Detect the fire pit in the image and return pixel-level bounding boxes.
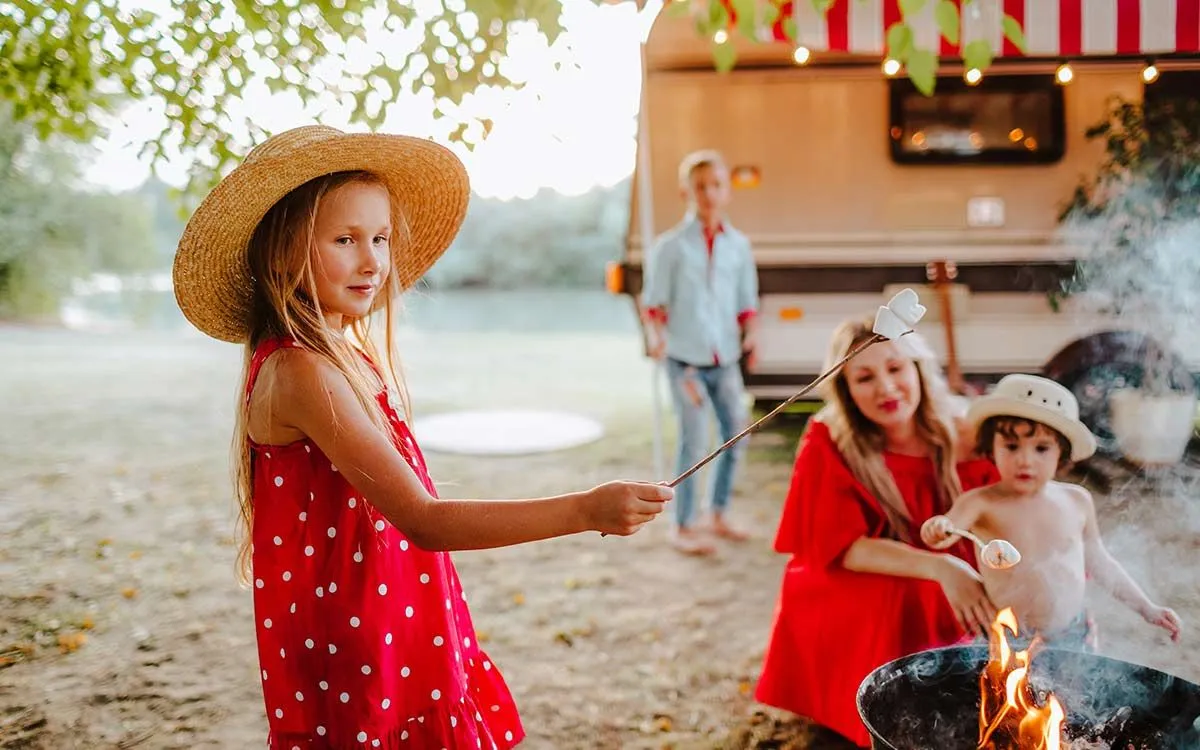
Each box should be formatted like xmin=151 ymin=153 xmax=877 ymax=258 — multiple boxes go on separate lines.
xmin=857 ymin=611 xmax=1200 ymax=749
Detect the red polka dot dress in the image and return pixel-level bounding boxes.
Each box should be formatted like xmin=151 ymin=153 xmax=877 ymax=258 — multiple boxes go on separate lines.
xmin=246 ymin=338 xmax=525 ymax=749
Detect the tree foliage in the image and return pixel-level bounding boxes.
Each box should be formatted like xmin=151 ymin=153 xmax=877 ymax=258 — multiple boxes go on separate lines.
xmin=1 ymin=0 xmax=1026 ymax=201
xmin=1 ymin=0 xmax=569 ymax=199
xmin=0 ymin=106 xmax=159 ymax=318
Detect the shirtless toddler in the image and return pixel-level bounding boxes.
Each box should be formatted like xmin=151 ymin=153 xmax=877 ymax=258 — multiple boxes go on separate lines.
xmin=921 ymin=374 xmax=1182 ymax=650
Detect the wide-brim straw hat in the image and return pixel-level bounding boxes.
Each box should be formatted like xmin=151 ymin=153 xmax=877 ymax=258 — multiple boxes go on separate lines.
xmin=966 ymin=373 xmax=1098 ymax=462
xmin=173 ymin=124 xmax=470 ymax=343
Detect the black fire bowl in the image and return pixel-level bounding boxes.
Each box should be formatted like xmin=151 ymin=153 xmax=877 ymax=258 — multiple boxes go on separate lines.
xmin=857 ymin=645 xmax=1200 ymax=750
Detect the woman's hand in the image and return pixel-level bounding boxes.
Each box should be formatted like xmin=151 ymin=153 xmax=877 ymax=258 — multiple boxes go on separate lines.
xmin=920 ymin=515 xmax=957 ymax=550
xmin=934 ymin=555 xmax=997 ymax=636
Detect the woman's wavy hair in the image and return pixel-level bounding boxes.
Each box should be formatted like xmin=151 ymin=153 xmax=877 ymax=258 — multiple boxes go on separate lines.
xmin=813 ymin=314 xmax=965 ymax=542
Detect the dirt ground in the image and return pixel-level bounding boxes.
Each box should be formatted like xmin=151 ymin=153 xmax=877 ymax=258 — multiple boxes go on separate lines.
xmin=2 ymin=325 xmax=1197 ymax=750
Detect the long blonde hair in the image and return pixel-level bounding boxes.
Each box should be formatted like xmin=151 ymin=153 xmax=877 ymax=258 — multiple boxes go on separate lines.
xmin=231 ymin=170 xmax=412 ymax=584
xmin=814 ymin=314 xmax=963 ymax=543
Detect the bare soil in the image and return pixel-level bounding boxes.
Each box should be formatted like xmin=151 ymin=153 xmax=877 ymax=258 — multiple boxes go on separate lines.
xmin=2 ymin=326 xmax=1196 ymax=750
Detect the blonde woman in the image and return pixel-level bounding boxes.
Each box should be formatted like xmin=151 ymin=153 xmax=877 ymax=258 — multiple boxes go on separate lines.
xmin=754 ymin=314 xmax=1000 ymax=748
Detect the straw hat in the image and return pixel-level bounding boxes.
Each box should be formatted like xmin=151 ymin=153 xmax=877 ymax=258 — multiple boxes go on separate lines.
xmin=173 ymin=125 xmax=470 ymax=343
xmin=965 ymin=374 xmax=1098 ymax=462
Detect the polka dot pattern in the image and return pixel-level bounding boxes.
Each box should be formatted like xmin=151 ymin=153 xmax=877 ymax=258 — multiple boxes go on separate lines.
xmin=245 ymin=337 xmax=523 ymax=748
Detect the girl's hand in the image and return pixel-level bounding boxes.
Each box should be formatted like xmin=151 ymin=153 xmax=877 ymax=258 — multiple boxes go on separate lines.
xmin=1143 ymin=605 xmax=1183 ymax=642
xmin=935 ymin=555 xmax=997 ymax=637
xmin=581 ymin=481 xmax=672 ymax=536
xmin=920 ymin=515 xmax=957 ymax=550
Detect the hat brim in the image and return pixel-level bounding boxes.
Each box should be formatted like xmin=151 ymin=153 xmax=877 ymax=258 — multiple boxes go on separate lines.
xmin=966 ymin=397 xmax=1098 ymax=462
xmin=173 ymin=131 xmax=470 ymax=343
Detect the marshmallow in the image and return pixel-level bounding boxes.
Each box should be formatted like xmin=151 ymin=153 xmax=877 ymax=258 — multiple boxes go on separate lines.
xmin=873 ymin=288 xmax=927 ymax=340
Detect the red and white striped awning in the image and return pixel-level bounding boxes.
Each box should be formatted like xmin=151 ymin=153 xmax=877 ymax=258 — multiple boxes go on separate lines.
xmin=791 ymin=0 xmax=1200 ymax=58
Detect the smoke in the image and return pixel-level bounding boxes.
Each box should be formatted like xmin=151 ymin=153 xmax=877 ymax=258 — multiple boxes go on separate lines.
xmin=1047 ymin=92 xmax=1200 ymax=697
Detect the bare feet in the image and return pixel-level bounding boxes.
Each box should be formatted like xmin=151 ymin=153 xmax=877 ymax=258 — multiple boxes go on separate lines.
xmin=669 ymin=526 xmax=717 ymax=556
xmin=709 ymin=514 xmax=751 ymax=542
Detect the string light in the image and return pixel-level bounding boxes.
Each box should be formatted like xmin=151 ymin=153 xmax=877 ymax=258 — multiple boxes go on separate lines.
xmin=793 ymin=46 xmax=811 ymax=65
xmin=712 ymin=29 xmax=728 ymax=44
xmin=1055 ymin=62 xmax=1074 ymax=85
xmin=1142 ymin=62 xmax=1159 ymax=83
xmin=964 ymin=68 xmax=982 ymax=85
xmin=882 ymin=58 xmax=901 ymax=76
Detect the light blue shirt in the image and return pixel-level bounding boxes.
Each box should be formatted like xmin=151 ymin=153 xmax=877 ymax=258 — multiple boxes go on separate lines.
xmin=642 ymin=214 xmax=759 ymax=367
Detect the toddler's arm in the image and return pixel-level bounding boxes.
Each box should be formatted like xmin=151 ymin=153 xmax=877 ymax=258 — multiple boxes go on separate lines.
xmin=1078 ymin=485 xmax=1183 ymax=642
xmin=272 ymin=350 xmax=672 ymax=551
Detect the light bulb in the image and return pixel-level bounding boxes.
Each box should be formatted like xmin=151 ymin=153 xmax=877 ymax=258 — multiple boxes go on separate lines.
xmin=1142 ymin=64 xmax=1159 ymax=83
xmin=882 ymin=58 xmax=901 ymax=76
xmin=793 ymin=46 xmax=811 ymax=65
xmin=964 ymin=68 xmax=982 ymax=85
xmin=713 ymin=29 xmax=728 ymax=44
xmin=1056 ymin=63 xmax=1074 ymax=85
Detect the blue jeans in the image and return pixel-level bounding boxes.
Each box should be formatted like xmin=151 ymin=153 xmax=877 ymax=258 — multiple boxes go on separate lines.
xmin=664 ymin=358 xmax=749 ymax=528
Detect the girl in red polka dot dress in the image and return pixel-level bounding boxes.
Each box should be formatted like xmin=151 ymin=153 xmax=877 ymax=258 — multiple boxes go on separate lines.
xmin=171 ymin=125 xmax=673 ymax=749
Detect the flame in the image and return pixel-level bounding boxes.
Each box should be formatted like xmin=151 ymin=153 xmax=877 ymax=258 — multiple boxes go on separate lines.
xmin=977 ymin=608 xmax=1067 ymax=749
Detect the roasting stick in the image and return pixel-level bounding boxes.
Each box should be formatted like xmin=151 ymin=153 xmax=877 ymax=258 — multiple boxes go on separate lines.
xmin=666 ymin=331 xmax=892 ymax=488
xmin=603 ymin=289 xmax=930 ymax=537
xmin=668 ymin=288 xmax=927 ymax=488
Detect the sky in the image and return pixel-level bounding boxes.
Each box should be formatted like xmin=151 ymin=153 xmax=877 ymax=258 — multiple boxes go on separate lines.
xmin=85 ymin=0 xmax=662 ymax=200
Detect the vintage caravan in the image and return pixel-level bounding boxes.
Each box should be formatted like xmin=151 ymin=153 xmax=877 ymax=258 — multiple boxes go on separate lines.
xmin=607 ymin=0 xmax=1200 ymax=459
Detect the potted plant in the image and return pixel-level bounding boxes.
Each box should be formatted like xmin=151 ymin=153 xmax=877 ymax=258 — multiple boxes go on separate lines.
xmin=1056 ymin=91 xmax=1200 ymax=465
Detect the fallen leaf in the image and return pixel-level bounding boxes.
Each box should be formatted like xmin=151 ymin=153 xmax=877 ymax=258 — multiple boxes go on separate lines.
xmin=511 ymin=592 xmax=525 ymax=606
xmin=554 ymin=631 xmax=574 ymax=647
xmin=80 ymin=615 xmax=95 ymax=630
xmin=57 ymin=632 xmax=87 ymax=653
xmin=738 ymin=679 xmax=752 ymax=696
xmin=653 ymin=715 xmax=673 ymax=732
xmin=122 ymin=588 xmax=138 ymax=599
xmin=129 ymin=550 xmax=142 ymax=560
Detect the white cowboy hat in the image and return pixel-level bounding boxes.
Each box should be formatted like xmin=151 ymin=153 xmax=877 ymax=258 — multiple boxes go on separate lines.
xmin=173 ymin=124 xmax=470 ymax=343
xmin=966 ymin=374 xmax=1098 ymax=462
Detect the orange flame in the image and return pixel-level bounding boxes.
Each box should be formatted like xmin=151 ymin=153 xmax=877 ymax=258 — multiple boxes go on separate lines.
xmin=978 ymin=608 xmax=1067 ymax=749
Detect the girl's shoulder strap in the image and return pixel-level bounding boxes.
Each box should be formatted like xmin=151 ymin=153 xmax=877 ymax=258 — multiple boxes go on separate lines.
xmin=245 ymin=336 xmax=300 ymax=403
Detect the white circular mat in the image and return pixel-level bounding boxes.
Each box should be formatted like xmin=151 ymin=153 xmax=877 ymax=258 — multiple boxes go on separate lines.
xmin=413 ymin=409 xmax=606 ymax=456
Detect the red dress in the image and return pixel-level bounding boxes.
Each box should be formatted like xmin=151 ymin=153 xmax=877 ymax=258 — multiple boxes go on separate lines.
xmin=754 ymin=420 xmax=999 ymax=747
xmin=246 ymin=338 xmax=524 ymax=749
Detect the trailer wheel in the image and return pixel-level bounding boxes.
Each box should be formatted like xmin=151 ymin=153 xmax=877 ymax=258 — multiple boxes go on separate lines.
xmin=1044 ymin=332 xmax=1194 ymax=455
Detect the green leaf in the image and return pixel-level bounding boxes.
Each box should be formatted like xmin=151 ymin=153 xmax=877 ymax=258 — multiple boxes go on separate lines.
xmin=761 ymin=2 xmax=781 ymax=30
xmin=732 ymin=0 xmax=757 ymax=39
xmin=934 ymin=0 xmax=959 ymax=45
xmin=782 ymin=16 xmax=798 ymax=43
xmin=906 ymin=48 xmax=938 ymax=95
xmin=1002 ymin=13 xmax=1027 ymax=53
xmin=885 ymin=22 xmax=914 ymax=62
xmin=898 ymin=0 xmax=928 ymax=19
xmin=665 ymin=0 xmax=692 ymax=18
xmin=713 ymin=39 xmax=738 ymax=73
xmin=963 ymin=39 xmax=994 ymax=72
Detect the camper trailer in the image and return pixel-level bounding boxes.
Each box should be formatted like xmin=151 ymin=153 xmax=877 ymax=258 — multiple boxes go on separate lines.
xmin=607 ymin=0 xmax=1200 ymax=459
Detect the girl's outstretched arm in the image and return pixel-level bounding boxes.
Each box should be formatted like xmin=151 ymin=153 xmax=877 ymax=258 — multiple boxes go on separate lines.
xmin=270 ymin=349 xmax=671 ymax=552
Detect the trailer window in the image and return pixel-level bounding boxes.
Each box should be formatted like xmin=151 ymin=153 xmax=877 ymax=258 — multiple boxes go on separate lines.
xmin=1143 ymin=69 xmax=1200 ymax=109
xmin=888 ymin=74 xmax=1065 ymax=165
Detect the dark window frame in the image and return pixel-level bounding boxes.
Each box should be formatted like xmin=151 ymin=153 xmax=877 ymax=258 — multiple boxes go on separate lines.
xmin=888 ymin=73 xmax=1066 ymax=166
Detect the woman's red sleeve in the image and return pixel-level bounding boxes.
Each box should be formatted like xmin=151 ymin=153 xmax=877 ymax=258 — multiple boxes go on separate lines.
xmin=772 ymin=421 xmax=874 ymax=569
